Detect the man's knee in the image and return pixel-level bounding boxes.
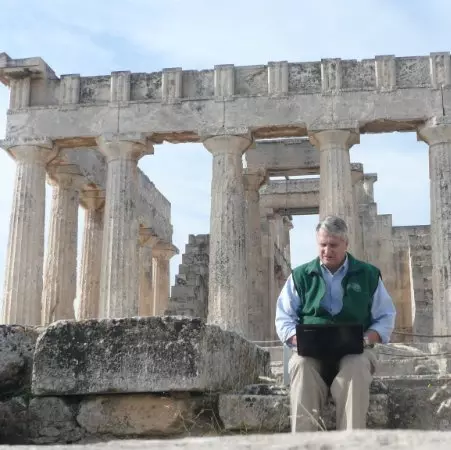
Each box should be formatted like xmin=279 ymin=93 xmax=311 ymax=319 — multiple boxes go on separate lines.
xmin=339 ymin=350 xmax=375 ymax=376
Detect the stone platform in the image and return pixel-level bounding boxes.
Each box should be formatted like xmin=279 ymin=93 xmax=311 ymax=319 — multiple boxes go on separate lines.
xmin=2 ymin=431 xmax=451 ymax=449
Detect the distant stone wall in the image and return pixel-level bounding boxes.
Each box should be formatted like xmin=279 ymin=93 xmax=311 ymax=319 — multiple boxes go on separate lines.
xmin=166 ymin=235 xmax=209 ymax=318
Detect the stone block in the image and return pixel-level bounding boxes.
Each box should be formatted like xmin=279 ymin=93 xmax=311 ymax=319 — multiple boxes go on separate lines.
xmin=219 ymin=382 xmax=389 ymax=432
xmin=77 ymin=393 xmax=219 ymax=437
xmin=32 ymin=317 xmax=270 ymax=395
xmin=28 ymin=397 xmax=84 ymax=444
xmin=0 ymin=325 xmax=40 ymax=395
xmin=0 ymin=396 xmax=29 ymax=444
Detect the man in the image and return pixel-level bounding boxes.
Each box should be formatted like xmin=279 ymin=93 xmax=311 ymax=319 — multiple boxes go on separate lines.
xmin=275 ymin=215 xmax=396 ymax=431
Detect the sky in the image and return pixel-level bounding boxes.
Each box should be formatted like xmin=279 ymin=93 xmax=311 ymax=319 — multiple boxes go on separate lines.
xmin=0 ymin=0 xmax=445 ymax=306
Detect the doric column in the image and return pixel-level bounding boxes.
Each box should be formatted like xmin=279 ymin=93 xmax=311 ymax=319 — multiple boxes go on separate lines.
xmin=309 ymin=129 xmax=359 ymax=252
xmin=97 ymin=133 xmax=153 ymax=318
xmin=362 ymin=173 xmax=378 ymax=204
xmin=418 ymin=120 xmax=451 ymax=337
xmin=152 ymin=243 xmax=177 ymax=316
xmin=1 ymin=140 xmax=55 ymax=325
xmin=76 ymin=191 xmax=105 ymax=320
xmin=42 ymin=166 xmax=84 ymax=324
xmin=282 ymin=216 xmax=293 ymax=264
xmin=243 ymin=169 xmax=266 ymax=341
xmin=203 ymin=134 xmax=252 ymax=336
xmin=259 ymin=208 xmax=273 ymax=341
xmin=138 ymin=228 xmax=156 ymax=316
xmin=351 ymin=163 xmax=364 ymax=260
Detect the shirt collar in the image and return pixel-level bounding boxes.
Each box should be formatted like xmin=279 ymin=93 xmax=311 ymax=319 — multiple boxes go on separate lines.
xmin=320 ymin=255 xmax=348 ymax=276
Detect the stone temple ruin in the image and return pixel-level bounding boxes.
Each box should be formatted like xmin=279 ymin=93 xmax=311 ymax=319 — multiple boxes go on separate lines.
xmin=1 ymin=52 xmax=451 ymax=443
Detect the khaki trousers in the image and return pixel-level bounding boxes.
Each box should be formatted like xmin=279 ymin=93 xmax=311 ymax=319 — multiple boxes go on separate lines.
xmin=289 ymin=349 xmax=377 ymax=431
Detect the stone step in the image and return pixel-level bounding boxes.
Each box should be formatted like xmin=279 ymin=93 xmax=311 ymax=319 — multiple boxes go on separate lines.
xmin=218 ymin=377 xmax=451 ymax=432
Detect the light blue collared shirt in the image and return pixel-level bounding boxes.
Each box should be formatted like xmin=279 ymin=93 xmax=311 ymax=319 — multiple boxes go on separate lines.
xmin=275 ymin=256 xmax=396 ymax=345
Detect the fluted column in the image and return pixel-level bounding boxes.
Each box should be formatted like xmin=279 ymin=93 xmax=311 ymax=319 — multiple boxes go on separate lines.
xmin=244 ymin=169 xmax=266 ymax=341
xmin=76 ymin=191 xmax=105 ymax=320
xmin=139 ymin=229 xmax=155 ymax=316
xmin=1 ymin=141 xmax=55 ymax=325
xmin=351 ymin=163 xmax=364 ymax=260
xmin=152 ymin=244 xmax=176 ymax=315
xmin=203 ymin=134 xmax=252 ymax=335
xmin=42 ymin=167 xmax=84 ymax=324
xmin=97 ymin=133 xmax=153 ymax=318
xmin=418 ymin=120 xmax=451 ymax=337
xmin=310 ymin=129 xmax=359 ymax=252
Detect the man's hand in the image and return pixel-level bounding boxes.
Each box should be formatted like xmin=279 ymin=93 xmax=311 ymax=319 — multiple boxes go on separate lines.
xmin=287 ymin=335 xmax=297 ymax=346
xmin=365 ymin=329 xmax=381 ymax=345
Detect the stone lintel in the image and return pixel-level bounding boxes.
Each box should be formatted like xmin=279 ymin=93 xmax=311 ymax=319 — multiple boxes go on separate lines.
xmin=31 ymin=317 xmax=270 ymax=395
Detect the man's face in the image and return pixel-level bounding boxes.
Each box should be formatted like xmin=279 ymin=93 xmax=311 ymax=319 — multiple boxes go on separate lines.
xmin=317 ymin=229 xmax=348 ymax=271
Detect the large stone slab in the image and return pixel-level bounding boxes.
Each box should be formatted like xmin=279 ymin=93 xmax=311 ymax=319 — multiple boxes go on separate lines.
xmin=32 ymin=317 xmax=270 ymax=395
xmin=0 ymin=325 xmax=40 ymax=395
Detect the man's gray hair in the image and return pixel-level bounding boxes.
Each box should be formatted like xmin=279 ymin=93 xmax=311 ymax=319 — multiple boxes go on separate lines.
xmin=316 ymin=216 xmax=349 ymax=242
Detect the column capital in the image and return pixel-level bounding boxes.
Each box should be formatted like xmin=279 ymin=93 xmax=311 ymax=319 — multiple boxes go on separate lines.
xmin=96 ymin=133 xmax=154 ymax=162
xmin=243 ymin=169 xmax=267 ymax=191
xmin=418 ymin=118 xmax=451 ymax=145
xmin=152 ymin=242 xmax=179 ymax=259
xmin=81 ymin=190 xmax=105 ymax=210
xmin=139 ymin=227 xmax=160 ymax=247
xmin=309 ymin=129 xmax=359 ymax=150
xmin=47 ymin=165 xmax=85 ymax=190
xmin=3 ymin=137 xmax=57 ymax=164
xmin=203 ymin=134 xmax=253 ymax=156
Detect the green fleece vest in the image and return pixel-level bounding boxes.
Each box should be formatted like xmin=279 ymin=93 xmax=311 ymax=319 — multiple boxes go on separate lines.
xmin=291 ymin=253 xmax=380 ymax=330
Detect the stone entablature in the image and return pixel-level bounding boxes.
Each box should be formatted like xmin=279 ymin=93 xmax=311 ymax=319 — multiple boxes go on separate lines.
xmin=2 ymin=52 xmax=451 ymax=144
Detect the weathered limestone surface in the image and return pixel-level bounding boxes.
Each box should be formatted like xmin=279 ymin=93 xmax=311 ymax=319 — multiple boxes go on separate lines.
xmin=3 ymin=53 xmax=450 ymax=145
xmin=310 ymin=129 xmax=359 ymax=252
xmin=204 ymin=135 xmax=251 ymax=336
xmin=42 ymin=168 xmax=83 ymax=324
xmin=0 ymin=325 xmax=39 ymax=395
xmin=77 ymin=192 xmax=105 ymax=320
xmin=77 ymin=394 xmax=218 ymax=437
xmin=219 ymin=381 xmax=388 ymax=432
xmin=32 ymin=317 xmax=270 ymax=395
xmin=97 ymin=134 xmax=153 ymax=318
xmin=167 ymin=235 xmax=209 ymax=318
xmin=418 ymin=121 xmax=451 ymax=338
xmin=1 ymin=142 xmax=55 ymax=325
xmin=152 ymin=244 xmax=176 ymax=316
xmin=138 ymin=243 xmax=154 ymax=316
xmin=28 ymin=397 xmax=84 ymax=444
xmin=3 ymin=431 xmax=451 ymax=449
xmin=244 ymin=170 xmax=266 ymax=341
xmin=219 ymin=377 xmax=451 ymax=432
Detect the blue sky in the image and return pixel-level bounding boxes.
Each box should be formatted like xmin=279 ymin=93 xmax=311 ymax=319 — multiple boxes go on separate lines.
xmin=0 ymin=0 xmax=443 ymax=305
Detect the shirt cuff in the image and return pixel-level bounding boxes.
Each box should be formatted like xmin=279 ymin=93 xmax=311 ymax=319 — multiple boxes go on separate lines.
xmin=366 ymin=325 xmax=389 ymax=344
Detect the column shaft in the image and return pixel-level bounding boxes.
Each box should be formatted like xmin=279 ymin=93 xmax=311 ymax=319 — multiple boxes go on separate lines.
xmin=204 ymin=135 xmax=251 ymax=335
xmin=244 ymin=171 xmax=265 ymax=341
xmin=77 ymin=205 xmax=104 ymax=319
xmin=2 ymin=145 xmax=53 ymax=325
xmin=139 ymin=245 xmax=154 ymax=316
xmin=42 ymin=176 xmax=81 ymax=324
xmin=419 ymin=123 xmax=451 ymax=337
xmin=152 ymin=251 xmax=170 ymax=315
xmin=97 ymin=135 xmax=152 ymax=318
xmin=310 ymin=130 xmax=359 ymax=252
